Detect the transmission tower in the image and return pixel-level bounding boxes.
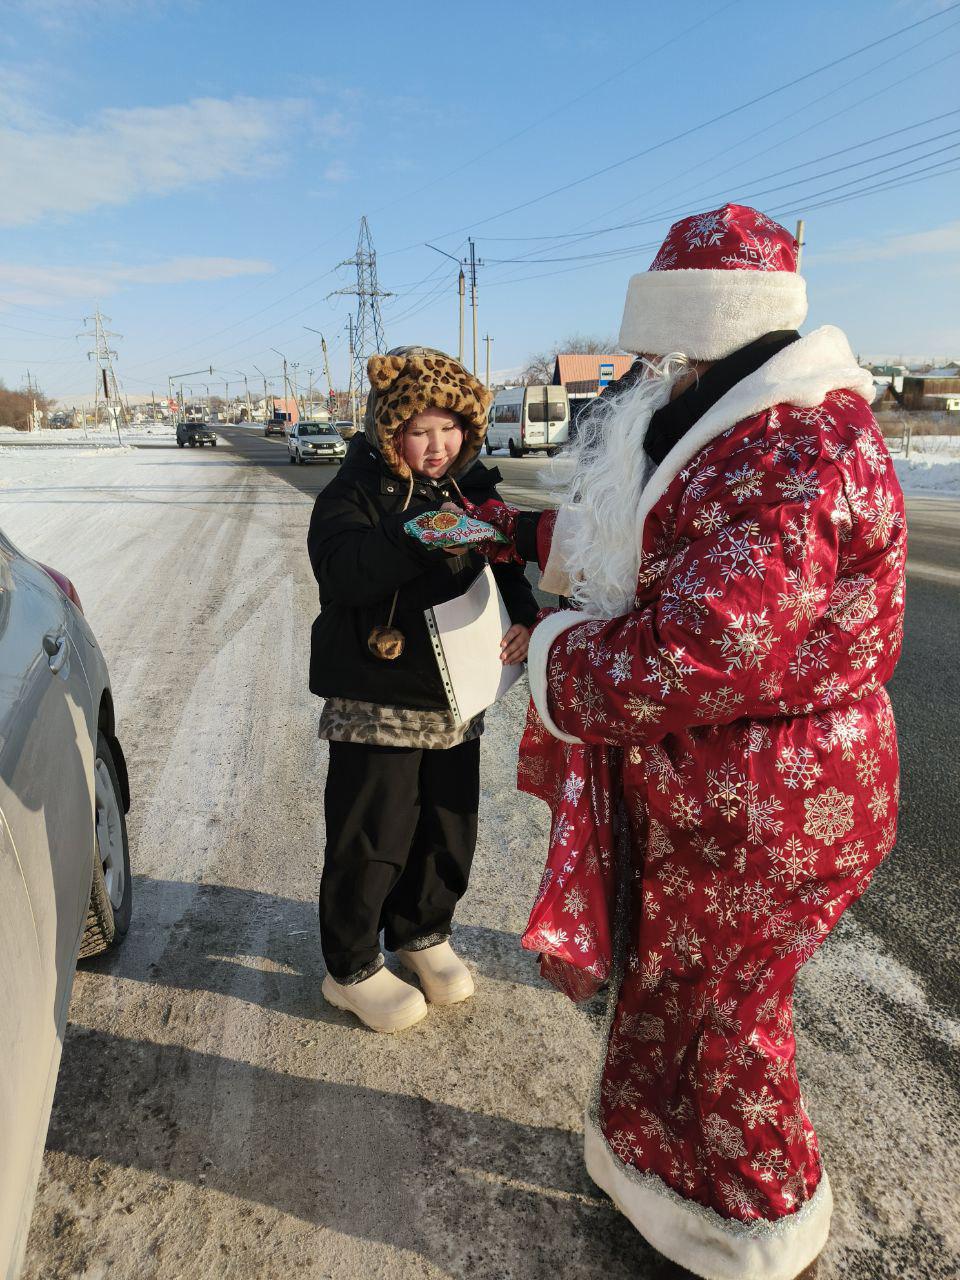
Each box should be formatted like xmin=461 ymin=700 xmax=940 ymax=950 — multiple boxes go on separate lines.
xmin=80 ymin=308 xmax=128 ymax=442
xmin=329 ymin=217 xmax=393 ymax=410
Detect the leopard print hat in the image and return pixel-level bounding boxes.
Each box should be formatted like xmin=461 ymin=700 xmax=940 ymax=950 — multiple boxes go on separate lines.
xmin=364 ymin=346 xmax=492 ymax=479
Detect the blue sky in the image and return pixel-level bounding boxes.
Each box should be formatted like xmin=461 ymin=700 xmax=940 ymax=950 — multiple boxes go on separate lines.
xmin=2 ymin=0 xmax=960 ymax=404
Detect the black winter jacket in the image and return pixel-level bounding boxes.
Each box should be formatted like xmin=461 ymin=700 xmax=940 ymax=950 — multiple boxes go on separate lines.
xmin=307 ymin=436 xmax=538 ymax=710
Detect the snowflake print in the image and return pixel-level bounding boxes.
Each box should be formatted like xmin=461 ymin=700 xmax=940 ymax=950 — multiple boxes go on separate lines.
xmin=644 ymin=646 xmax=696 ymax=697
xmin=574 ymin=920 xmax=598 ymax=954
xmin=848 ymin=624 xmax=885 ymax=670
xmin=719 ymin=1174 xmax=766 ymax=1221
xmin=782 ymin=512 xmax=812 ymax=560
xmin=658 ymin=862 xmax=694 ymax=898
xmin=736 ymin=1085 xmax=779 ymax=1129
xmin=604 ymin=1079 xmax=642 ymax=1111
xmin=792 ymin=405 xmax=836 ymax=433
xmin=826 ymin=574 xmax=878 ymax=630
xmin=639 ymin=951 xmax=663 ymax=991
xmin=644 ymin=744 xmax=680 ymax=792
xmin=569 ymin=674 xmax=607 ymax=729
xmin=622 ymin=694 xmax=661 ymax=731
xmin=666 ymin=917 xmax=705 ymax=970
xmin=788 ymin=630 xmax=831 ymax=680
xmin=684 ymin=464 xmax=719 ymax=502
xmin=670 ymin=794 xmax=702 ymax=829
xmin=712 ymin=611 xmax=776 ymax=672
xmin=708 ymin=996 xmax=742 ymax=1035
xmin=856 ymin=430 xmax=888 ymax=475
xmin=684 ymin=208 xmax=730 ymax=247
xmin=817 ymin=707 xmax=865 ymax=760
xmin=774 ymin=919 xmax=829 ymax=964
xmin=620 ymin=1012 xmax=666 ymax=1043
xmin=697 ymin=686 xmax=745 ymax=720
xmin=562 ymin=886 xmax=588 ymax=918
xmin=703 ymin=1113 xmax=747 ymax=1159
xmin=660 ymin=561 xmax=720 ymax=634
xmin=722 ymin=234 xmax=784 ymax=272
xmin=803 ymin=787 xmax=855 ymax=845
xmin=775 ymin=746 xmax=822 ymax=791
xmin=742 ymin=881 xmax=776 ymax=920
xmin=814 ymin=673 xmax=849 ymax=705
xmin=855 ymin=749 xmax=881 ymax=787
xmin=564 ymin=619 xmax=607 ymax=653
xmin=863 ymin=490 xmax=903 ymax=549
xmin=726 ymin=463 xmax=764 ymax=501
xmin=751 ymin=1149 xmax=791 ymax=1184
xmin=609 ymin=1129 xmax=641 ymax=1163
xmin=768 ymin=430 xmax=819 ymax=467
xmin=551 ymin=813 xmax=574 ymax=849
xmin=607 ymin=650 xmax=633 ymax=686
xmin=706 ymin=520 xmax=774 ymax=582
xmin=650 ymin=242 xmax=678 ymax=270
xmin=693 ymin=500 xmax=728 ymax=536
xmin=777 ymin=565 xmax=826 ymax=631
xmin=781 ymin=1169 xmax=810 ymax=1211
xmin=532 ymin=924 xmax=569 ymax=950
xmin=647 ymin=820 xmax=673 ymax=861
xmin=868 ymin=784 xmax=890 ymax=822
xmin=692 ymin=832 xmax=726 ymax=865
xmin=706 ymin=760 xmax=748 ymax=818
xmin=766 ymin=834 xmax=818 ymax=887
xmin=745 ymin=781 xmax=784 ymax=844
xmin=776 ymin=469 xmax=822 ymax=505
xmin=560 ymin=773 xmax=585 ymax=806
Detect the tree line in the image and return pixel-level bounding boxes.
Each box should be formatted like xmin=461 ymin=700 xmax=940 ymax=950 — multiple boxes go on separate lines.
xmin=0 ymin=380 xmax=53 ymax=430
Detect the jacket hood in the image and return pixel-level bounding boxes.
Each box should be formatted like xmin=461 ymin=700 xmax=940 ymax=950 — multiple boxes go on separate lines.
xmin=363 ymin=346 xmax=492 ymax=480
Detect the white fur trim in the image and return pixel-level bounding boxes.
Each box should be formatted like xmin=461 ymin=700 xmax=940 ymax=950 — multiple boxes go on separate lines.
xmin=618 ymin=268 xmax=808 ymax=361
xmin=538 ymin=504 xmax=581 ymax=597
xmin=584 ymin=1115 xmax=831 ymax=1280
xmin=635 ymin=325 xmax=875 ymax=542
xmin=526 ymin=609 xmax=600 ymax=744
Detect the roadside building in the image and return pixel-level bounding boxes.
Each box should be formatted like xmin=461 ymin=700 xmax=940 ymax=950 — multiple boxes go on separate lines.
xmin=900 ymin=370 xmax=960 ymax=411
xmin=552 ymin=353 xmax=634 ymax=427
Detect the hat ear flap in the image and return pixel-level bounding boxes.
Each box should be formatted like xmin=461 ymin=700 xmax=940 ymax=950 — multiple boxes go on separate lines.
xmin=368 ymin=354 xmax=405 ymax=391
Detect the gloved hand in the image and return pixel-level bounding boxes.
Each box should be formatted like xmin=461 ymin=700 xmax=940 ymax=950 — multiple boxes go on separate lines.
xmin=453 ymin=497 xmax=524 ymax=564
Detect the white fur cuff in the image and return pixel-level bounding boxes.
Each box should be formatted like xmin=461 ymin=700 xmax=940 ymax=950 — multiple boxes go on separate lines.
xmin=526 ymin=609 xmax=599 ymax=745
xmin=584 ymin=1115 xmax=831 ymax=1280
xmin=618 ymin=268 xmax=808 ymax=360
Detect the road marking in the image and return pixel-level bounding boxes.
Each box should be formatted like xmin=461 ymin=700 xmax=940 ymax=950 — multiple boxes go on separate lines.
xmin=905 ymin=558 xmax=960 ymax=587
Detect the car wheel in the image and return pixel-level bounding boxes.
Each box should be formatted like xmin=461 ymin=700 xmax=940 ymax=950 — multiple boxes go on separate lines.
xmin=288 ymin=450 xmax=295 ymax=463
xmin=547 ymin=447 xmax=560 ymax=457
xmin=508 ymin=439 xmax=520 ymax=458
xmin=211 ymin=441 xmax=218 ymax=447
xmin=79 ymin=732 xmax=132 ymax=959
xmin=177 ymin=441 xmax=184 ymax=448
xmin=485 ymin=440 xmax=494 ymax=455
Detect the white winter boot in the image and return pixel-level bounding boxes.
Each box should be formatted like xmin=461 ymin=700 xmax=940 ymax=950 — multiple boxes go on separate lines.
xmin=322 ymin=964 xmax=428 ymax=1033
xmin=396 ymin=940 xmax=475 ymax=1005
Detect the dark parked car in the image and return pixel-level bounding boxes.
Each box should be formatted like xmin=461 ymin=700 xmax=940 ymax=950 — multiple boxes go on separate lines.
xmin=176 ymin=420 xmax=218 ymax=448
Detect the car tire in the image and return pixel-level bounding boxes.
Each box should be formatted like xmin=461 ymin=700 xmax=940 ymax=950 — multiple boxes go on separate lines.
xmin=177 ymin=441 xmax=184 ymax=448
xmin=211 ymin=441 xmax=218 ymax=447
xmin=79 ymin=732 xmax=132 ymax=960
xmin=547 ymin=447 xmax=560 ymax=457
xmin=289 ymin=451 xmax=295 ymax=463
xmin=485 ymin=440 xmax=494 ymax=455
xmin=508 ymin=439 xmax=519 ymax=458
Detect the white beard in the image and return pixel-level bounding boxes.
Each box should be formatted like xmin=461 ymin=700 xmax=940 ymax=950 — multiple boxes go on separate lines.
xmin=558 ymin=354 xmax=690 ymax=618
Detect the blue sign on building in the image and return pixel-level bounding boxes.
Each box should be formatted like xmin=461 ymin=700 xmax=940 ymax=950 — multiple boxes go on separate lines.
xmin=598 ymin=362 xmax=615 ymax=388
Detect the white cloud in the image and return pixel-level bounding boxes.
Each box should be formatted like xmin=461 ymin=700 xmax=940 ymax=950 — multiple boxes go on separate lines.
xmin=0 ymin=94 xmax=345 ymax=225
xmin=0 ymin=256 xmax=273 ymax=305
xmin=809 ymin=220 xmax=960 ymax=265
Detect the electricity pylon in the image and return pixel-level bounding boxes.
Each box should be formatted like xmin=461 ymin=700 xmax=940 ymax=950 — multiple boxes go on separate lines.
xmin=329 ymin=217 xmax=393 ymax=409
xmin=80 ymin=308 xmax=128 ymax=443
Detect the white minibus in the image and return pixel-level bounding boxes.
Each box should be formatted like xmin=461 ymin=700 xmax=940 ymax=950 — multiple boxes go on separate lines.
xmin=485 ymin=384 xmax=570 ymax=456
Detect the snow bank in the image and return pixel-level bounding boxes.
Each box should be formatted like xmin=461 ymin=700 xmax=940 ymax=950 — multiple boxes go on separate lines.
xmin=893 ymin=454 xmax=960 ymax=496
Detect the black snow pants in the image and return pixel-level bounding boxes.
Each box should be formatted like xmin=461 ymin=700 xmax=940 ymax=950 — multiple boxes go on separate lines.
xmin=318 ymin=737 xmax=480 ymax=983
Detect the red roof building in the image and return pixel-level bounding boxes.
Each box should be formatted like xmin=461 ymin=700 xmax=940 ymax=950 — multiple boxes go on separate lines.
xmin=552 ymin=353 xmax=634 ymax=397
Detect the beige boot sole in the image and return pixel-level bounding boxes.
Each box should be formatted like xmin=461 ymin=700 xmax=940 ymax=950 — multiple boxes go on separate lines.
xmin=321 ymin=975 xmax=428 ymax=1033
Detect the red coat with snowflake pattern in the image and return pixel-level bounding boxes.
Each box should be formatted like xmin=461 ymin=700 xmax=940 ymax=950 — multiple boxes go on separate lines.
xmin=518 ymin=387 xmax=905 ymax=1230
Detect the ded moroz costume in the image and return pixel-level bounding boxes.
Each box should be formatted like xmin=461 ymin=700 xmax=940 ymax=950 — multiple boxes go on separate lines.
xmin=479 ymin=206 xmax=906 ymax=1279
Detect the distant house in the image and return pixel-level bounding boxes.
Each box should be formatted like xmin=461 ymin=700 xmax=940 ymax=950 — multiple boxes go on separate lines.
xmin=552 ymin=352 xmax=635 ymax=425
xmin=900 ymin=372 xmax=960 ymax=411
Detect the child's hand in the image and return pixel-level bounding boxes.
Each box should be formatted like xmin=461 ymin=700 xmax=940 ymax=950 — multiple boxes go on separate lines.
xmin=501 ymin=624 xmax=530 ymax=665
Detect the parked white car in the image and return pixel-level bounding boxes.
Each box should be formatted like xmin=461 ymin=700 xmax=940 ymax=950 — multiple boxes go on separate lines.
xmin=486 ymin=384 xmax=570 ymax=456
xmin=288 ymin=420 xmax=347 ymax=465
xmin=0 ymin=531 xmax=132 ymax=1279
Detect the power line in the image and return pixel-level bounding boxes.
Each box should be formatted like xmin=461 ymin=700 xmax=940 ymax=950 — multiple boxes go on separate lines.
xmin=419 ymin=2 xmax=960 ymax=243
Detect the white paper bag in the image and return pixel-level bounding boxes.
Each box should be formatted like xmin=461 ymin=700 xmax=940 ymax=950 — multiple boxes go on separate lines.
xmin=425 ymin=565 xmax=523 ymax=724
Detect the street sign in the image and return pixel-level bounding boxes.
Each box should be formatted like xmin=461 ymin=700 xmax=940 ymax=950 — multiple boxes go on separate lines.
xmin=598 ymin=362 xmax=615 ymax=387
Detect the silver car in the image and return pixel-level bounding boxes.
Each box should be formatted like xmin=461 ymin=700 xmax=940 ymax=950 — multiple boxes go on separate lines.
xmin=288 ymin=421 xmax=347 ymax=465
xmin=0 ymin=529 xmax=132 ymax=1278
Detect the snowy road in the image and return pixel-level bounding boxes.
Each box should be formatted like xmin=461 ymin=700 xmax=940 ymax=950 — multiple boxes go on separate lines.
xmin=1 ymin=438 xmax=957 ymax=1280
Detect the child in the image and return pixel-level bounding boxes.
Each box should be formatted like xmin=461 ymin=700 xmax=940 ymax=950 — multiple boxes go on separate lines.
xmin=307 ymin=347 xmax=538 ymax=1032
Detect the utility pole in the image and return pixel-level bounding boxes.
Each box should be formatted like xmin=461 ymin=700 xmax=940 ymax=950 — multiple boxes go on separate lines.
xmin=80 ymin=308 xmax=128 ymax=444
xmin=329 ymin=216 xmax=393 ymax=413
xmin=426 ymin=242 xmax=482 ymax=371
xmin=169 ymin=366 xmax=213 ymax=421
xmin=235 ymin=371 xmax=252 ymax=423
xmin=346 ymin=315 xmax=358 ymax=432
xmin=307 ymin=367 xmax=315 ymax=415
xmin=795 ymin=219 xmax=805 ymax=273
xmin=484 ymin=334 xmax=493 ymax=389
xmin=272 ymin=348 xmax=290 ymax=408
xmin=305 ymin=326 xmax=336 ymax=419
xmin=468 ymin=238 xmax=480 ymax=376
xmin=253 ymin=364 xmax=270 ymax=422
xmin=458 ymin=269 xmax=465 ymax=365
